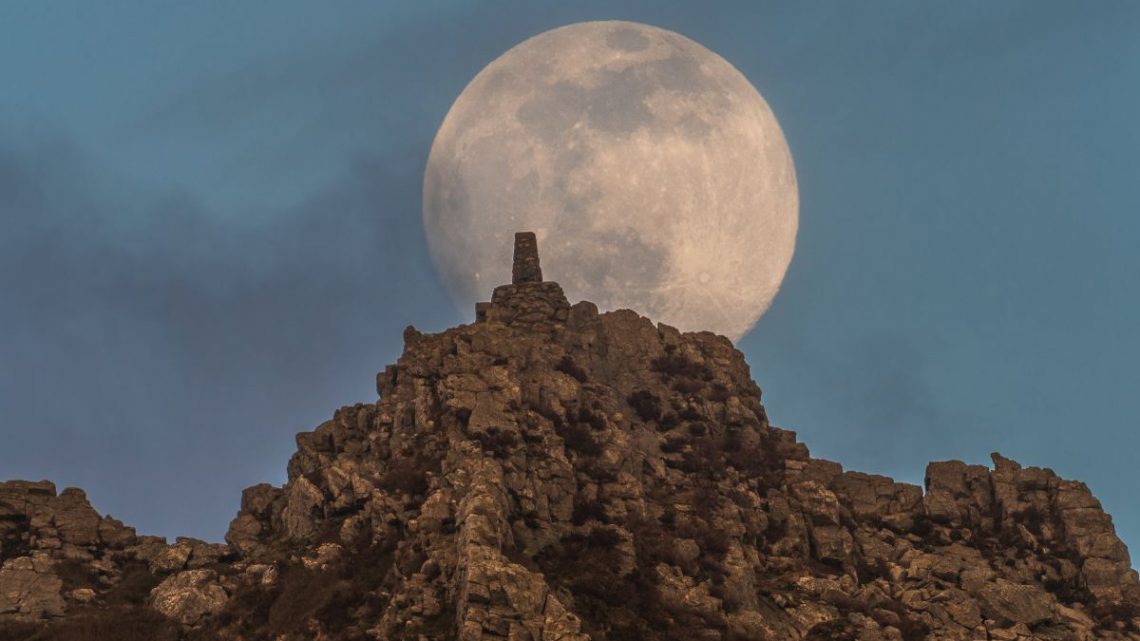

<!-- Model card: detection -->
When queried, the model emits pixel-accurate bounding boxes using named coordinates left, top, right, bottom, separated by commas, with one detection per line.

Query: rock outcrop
left=2, top=232, right=1138, bottom=640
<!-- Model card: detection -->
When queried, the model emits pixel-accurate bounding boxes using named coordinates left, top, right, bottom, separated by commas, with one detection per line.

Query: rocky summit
left=2, top=232, right=1139, bottom=641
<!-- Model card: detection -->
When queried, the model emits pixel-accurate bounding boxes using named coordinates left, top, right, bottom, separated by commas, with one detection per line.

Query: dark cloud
left=0, top=133, right=451, bottom=540
left=0, top=10, right=597, bottom=544
left=824, top=333, right=954, bottom=454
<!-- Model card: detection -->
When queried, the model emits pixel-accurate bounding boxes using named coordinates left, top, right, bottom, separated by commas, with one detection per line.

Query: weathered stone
left=282, top=475, right=325, bottom=541
left=148, top=542, right=192, bottom=573
left=673, top=538, right=701, bottom=564
left=52, top=488, right=103, bottom=546
left=0, top=556, right=64, bottom=621
left=924, top=460, right=994, bottom=528
left=149, top=568, right=229, bottom=625
left=180, top=538, right=233, bottom=569
left=832, top=471, right=923, bottom=532
left=793, top=480, right=841, bottom=526
left=976, top=579, right=1056, bottom=626
left=68, top=588, right=97, bottom=604
left=97, top=515, right=136, bottom=547
left=511, top=231, right=543, bottom=284
left=224, top=513, right=263, bottom=555
left=811, top=525, right=854, bottom=565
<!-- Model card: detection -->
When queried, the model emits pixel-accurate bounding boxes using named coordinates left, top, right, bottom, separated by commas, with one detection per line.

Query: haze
left=1, top=1, right=1138, bottom=560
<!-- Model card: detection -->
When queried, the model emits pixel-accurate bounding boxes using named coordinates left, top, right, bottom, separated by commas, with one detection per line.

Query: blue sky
left=2, top=1, right=1138, bottom=552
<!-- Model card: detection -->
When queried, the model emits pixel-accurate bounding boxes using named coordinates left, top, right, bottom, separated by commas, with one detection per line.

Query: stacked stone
left=511, top=231, right=543, bottom=284
left=476, top=231, right=571, bottom=326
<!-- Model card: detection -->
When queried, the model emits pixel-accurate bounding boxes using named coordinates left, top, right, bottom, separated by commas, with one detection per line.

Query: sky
left=1, top=1, right=1138, bottom=552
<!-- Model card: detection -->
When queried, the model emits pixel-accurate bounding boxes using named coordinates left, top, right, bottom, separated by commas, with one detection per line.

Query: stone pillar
left=512, top=231, right=543, bottom=284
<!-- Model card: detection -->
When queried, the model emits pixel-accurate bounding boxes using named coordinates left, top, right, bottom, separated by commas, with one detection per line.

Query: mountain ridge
left=2, top=232, right=1138, bottom=641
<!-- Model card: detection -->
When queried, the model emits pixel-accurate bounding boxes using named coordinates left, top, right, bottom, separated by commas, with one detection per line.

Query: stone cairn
left=474, top=231, right=570, bottom=326
left=511, top=231, right=543, bottom=284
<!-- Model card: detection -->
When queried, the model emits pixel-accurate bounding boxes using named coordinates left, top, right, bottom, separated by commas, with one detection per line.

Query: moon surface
left=423, top=21, right=797, bottom=341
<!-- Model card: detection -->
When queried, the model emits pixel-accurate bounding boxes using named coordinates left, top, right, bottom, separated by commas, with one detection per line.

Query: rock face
left=3, top=233, right=1140, bottom=640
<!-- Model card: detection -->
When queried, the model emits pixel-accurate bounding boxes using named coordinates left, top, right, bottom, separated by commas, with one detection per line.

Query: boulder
left=0, top=556, right=64, bottom=621
left=149, top=569, right=229, bottom=626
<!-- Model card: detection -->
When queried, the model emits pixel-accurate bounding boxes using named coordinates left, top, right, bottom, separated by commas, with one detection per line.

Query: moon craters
left=424, top=21, right=798, bottom=341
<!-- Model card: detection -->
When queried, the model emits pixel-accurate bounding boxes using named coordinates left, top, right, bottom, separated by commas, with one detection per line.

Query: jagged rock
left=0, top=479, right=222, bottom=632
left=97, top=515, right=137, bottom=548
left=68, top=588, right=96, bottom=604
left=149, top=541, right=193, bottom=573
left=149, top=569, right=229, bottom=625
left=832, top=471, right=923, bottom=532
left=282, top=475, right=325, bottom=542
left=3, top=232, right=1139, bottom=640
left=50, top=488, right=103, bottom=546
left=0, top=556, right=64, bottom=620
left=924, top=460, right=995, bottom=530
left=976, top=579, right=1056, bottom=626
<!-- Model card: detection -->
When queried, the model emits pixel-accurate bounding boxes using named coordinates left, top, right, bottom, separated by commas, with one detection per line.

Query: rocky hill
left=2, top=232, right=1138, bottom=641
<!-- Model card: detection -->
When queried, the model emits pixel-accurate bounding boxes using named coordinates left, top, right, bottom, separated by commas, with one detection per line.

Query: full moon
left=423, top=21, right=797, bottom=341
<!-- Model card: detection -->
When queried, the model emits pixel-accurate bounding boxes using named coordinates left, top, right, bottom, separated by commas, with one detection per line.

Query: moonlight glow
left=423, top=21, right=798, bottom=341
